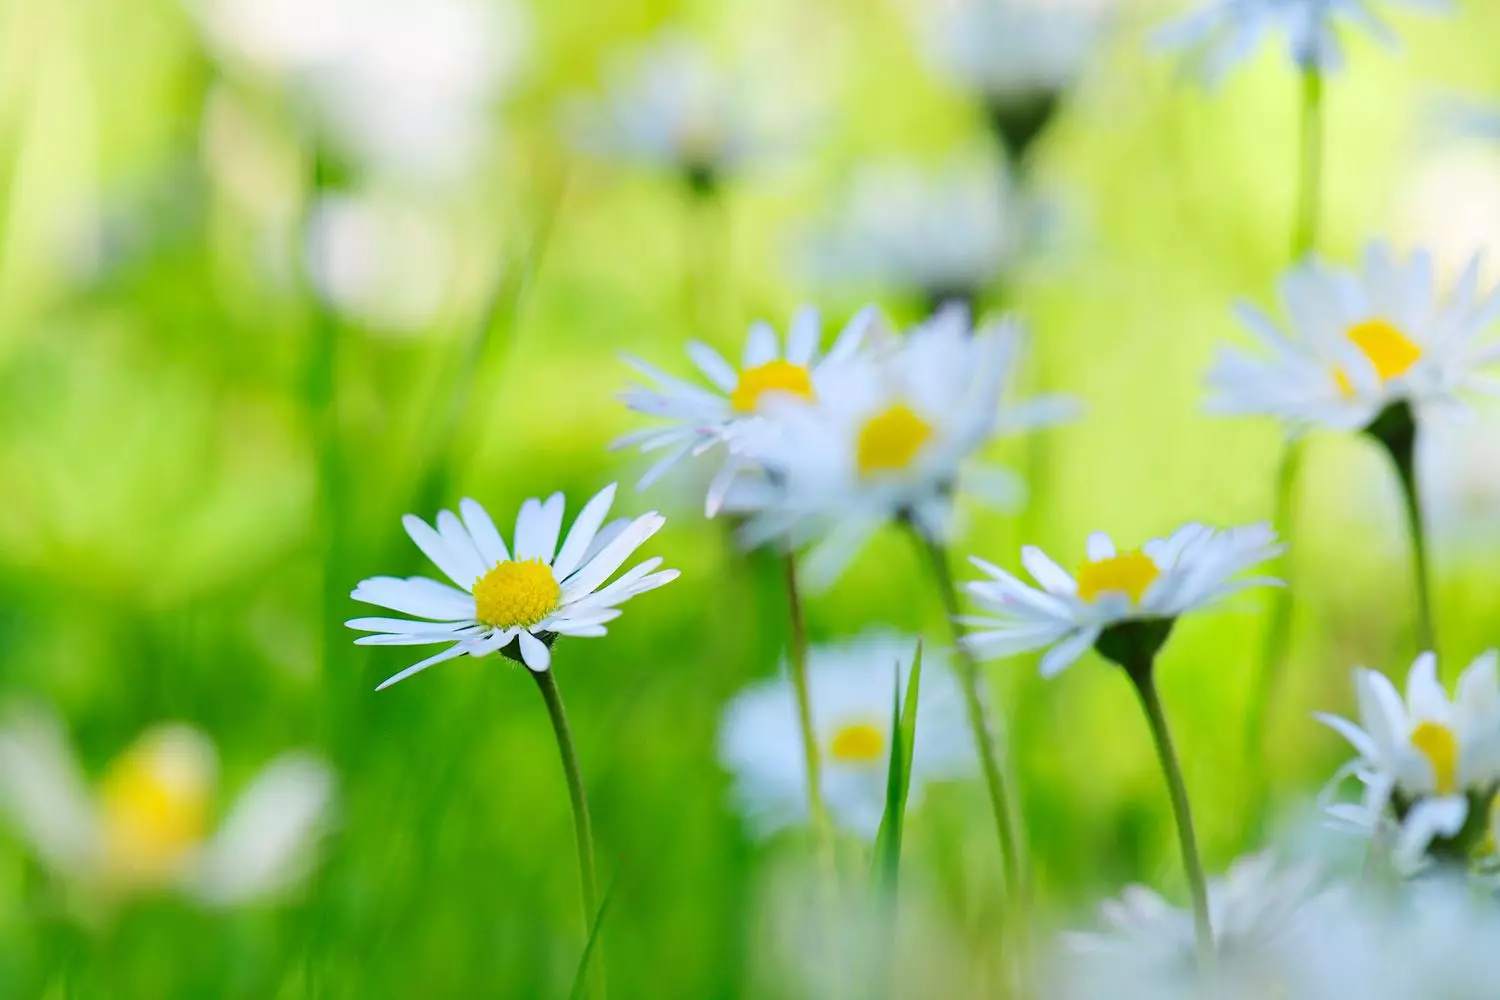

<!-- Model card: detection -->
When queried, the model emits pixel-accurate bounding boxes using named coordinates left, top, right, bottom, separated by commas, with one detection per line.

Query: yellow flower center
left=100, top=729, right=213, bottom=885
left=856, top=404, right=935, bottom=477
left=1075, top=551, right=1161, bottom=605
left=828, top=721, right=886, bottom=764
left=1333, top=319, right=1423, bottom=396
left=730, top=360, right=815, bottom=413
left=474, top=559, right=560, bottom=629
left=1411, top=720, right=1459, bottom=796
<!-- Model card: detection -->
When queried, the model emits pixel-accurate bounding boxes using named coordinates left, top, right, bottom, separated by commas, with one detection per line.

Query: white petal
left=1020, top=546, right=1078, bottom=595
left=560, top=513, right=666, bottom=602
left=349, top=576, right=475, bottom=620
left=402, top=515, right=480, bottom=591
left=518, top=631, right=552, bottom=672
left=375, top=644, right=470, bottom=691
left=459, top=499, right=510, bottom=566
left=516, top=493, right=566, bottom=564
left=1313, top=712, right=1378, bottom=761
left=0, top=708, right=99, bottom=878
left=1085, top=532, right=1116, bottom=561
left=1039, top=627, right=1100, bottom=678
left=786, top=306, right=820, bottom=364
left=553, top=484, right=619, bottom=580
left=743, top=321, right=778, bottom=367
left=687, top=341, right=739, bottom=393
left=434, top=510, right=488, bottom=584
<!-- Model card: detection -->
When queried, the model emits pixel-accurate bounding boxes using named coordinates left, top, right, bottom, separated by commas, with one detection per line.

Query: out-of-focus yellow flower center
left=856, top=404, right=934, bottom=477
left=829, top=722, right=886, bottom=764
left=474, top=559, right=560, bottom=629
left=1411, top=721, right=1459, bottom=796
left=100, top=730, right=213, bottom=885
left=1075, top=551, right=1161, bottom=605
left=730, top=360, right=815, bottom=413
left=1333, top=319, right=1423, bottom=396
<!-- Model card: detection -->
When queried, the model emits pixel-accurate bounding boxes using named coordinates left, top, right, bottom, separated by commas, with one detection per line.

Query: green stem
left=1127, top=667, right=1213, bottom=967
left=782, top=554, right=839, bottom=879
left=1390, top=443, right=1436, bottom=655
left=1292, top=67, right=1323, bottom=260
left=532, top=668, right=606, bottom=1000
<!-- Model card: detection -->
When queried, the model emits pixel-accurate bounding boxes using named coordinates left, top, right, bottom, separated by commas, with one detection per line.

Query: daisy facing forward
left=1317, top=651, right=1500, bottom=873
left=348, top=482, right=677, bottom=687
left=719, top=633, right=974, bottom=841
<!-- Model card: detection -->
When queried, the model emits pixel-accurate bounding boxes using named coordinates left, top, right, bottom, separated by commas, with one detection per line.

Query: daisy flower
left=1205, top=242, right=1500, bottom=434
left=722, top=307, right=1074, bottom=588
left=348, top=483, right=678, bottom=687
left=718, top=632, right=974, bottom=840
left=615, top=305, right=877, bottom=505
left=1316, top=651, right=1500, bottom=871
left=0, top=706, right=333, bottom=910
left=961, top=522, right=1282, bottom=676
left=1154, top=0, right=1450, bottom=84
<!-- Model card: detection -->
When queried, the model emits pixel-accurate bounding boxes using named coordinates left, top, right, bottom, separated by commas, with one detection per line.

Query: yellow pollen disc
left=856, top=404, right=935, bottom=477
left=729, top=359, right=815, bottom=413
left=100, top=728, right=214, bottom=885
left=1333, top=319, right=1422, bottom=395
left=829, top=722, right=886, bottom=764
left=1411, top=721, right=1459, bottom=796
left=473, top=558, right=560, bottom=629
left=1075, top=551, right=1162, bottom=605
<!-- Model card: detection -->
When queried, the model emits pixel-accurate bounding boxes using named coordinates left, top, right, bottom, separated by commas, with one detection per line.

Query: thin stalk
left=1128, top=668, right=1213, bottom=967
left=532, top=668, right=606, bottom=1000
left=1292, top=67, right=1323, bottom=260
left=782, top=553, right=839, bottom=881
left=1389, top=445, right=1436, bottom=654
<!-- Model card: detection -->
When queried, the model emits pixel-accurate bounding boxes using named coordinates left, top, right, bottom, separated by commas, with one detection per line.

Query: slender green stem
left=1292, top=67, right=1323, bottom=260
left=1128, top=668, right=1213, bottom=967
left=782, top=554, right=839, bottom=876
left=532, top=668, right=606, bottom=1000
left=1390, top=445, right=1436, bottom=654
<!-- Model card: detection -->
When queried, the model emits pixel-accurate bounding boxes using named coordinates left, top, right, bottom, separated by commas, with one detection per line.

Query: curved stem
left=1293, top=67, right=1324, bottom=260
left=782, top=554, right=839, bottom=878
left=1128, top=668, right=1213, bottom=967
left=532, top=668, right=607, bottom=1000
left=1392, top=446, right=1437, bottom=654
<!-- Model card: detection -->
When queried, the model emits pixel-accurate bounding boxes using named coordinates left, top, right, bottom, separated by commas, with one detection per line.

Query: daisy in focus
left=1316, top=651, right=1500, bottom=871
left=0, top=707, right=334, bottom=912
left=718, top=632, right=974, bottom=840
left=616, top=306, right=876, bottom=502
left=961, top=522, right=1282, bottom=676
left=348, top=483, right=677, bottom=687
left=1206, top=243, right=1500, bottom=434
left=722, top=307, right=1074, bottom=588
left=1155, top=0, right=1451, bottom=83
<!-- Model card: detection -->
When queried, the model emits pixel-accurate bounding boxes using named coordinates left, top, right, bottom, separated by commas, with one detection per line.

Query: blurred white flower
left=348, top=484, right=678, bottom=686
left=188, top=0, right=528, bottom=181
left=719, top=632, right=974, bottom=840
left=1055, top=852, right=1326, bottom=1000
left=1154, top=0, right=1450, bottom=83
left=1316, top=650, right=1500, bottom=872
left=799, top=154, right=1030, bottom=309
left=1205, top=242, right=1500, bottom=434
left=564, top=30, right=779, bottom=189
left=961, top=523, right=1282, bottom=676
left=0, top=707, right=333, bottom=909
left=615, top=306, right=877, bottom=505
left=722, top=308, right=1073, bottom=588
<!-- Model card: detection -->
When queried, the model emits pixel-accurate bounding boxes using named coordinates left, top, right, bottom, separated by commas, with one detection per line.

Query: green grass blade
left=872, top=640, right=923, bottom=892
left=567, top=868, right=619, bottom=1000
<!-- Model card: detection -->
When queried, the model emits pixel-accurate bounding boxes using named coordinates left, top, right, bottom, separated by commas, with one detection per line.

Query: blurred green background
left=2, top=0, right=1500, bottom=995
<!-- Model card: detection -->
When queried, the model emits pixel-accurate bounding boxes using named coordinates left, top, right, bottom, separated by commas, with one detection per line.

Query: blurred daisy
left=1316, top=650, right=1500, bottom=871
left=1206, top=243, right=1500, bottom=434
left=616, top=306, right=877, bottom=502
left=799, top=153, right=1030, bottom=312
left=962, top=522, right=1282, bottom=676
left=1154, top=0, right=1450, bottom=83
left=1056, top=853, right=1325, bottom=999
left=348, top=483, right=677, bottom=687
left=0, top=707, right=333, bottom=910
left=722, top=308, right=1074, bottom=588
left=719, top=632, right=974, bottom=840
left=919, top=0, right=1111, bottom=160
left=564, top=30, right=775, bottom=192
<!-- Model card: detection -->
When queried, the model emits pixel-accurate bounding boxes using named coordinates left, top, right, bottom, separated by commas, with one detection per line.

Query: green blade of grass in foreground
left=872, top=641, right=923, bottom=892
left=567, top=868, right=620, bottom=1000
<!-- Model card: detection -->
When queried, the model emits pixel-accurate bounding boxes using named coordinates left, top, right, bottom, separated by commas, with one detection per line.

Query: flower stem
left=782, top=553, right=839, bottom=877
left=1366, top=401, right=1436, bottom=654
left=532, top=668, right=607, bottom=1000
left=1293, top=67, right=1323, bottom=260
left=1127, top=666, right=1213, bottom=967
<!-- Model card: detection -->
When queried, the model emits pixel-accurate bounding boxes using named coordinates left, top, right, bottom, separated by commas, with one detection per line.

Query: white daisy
left=961, top=522, right=1282, bottom=677
left=1154, top=0, right=1450, bottom=84
left=0, top=706, right=334, bottom=910
left=347, top=483, right=678, bottom=687
left=1316, top=651, right=1500, bottom=871
left=721, top=307, right=1074, bottom=588
left=718, top=632, right=975, bottom=840
left=1056, top=852, right=1326, bottom=1000
left=1205, top=242, right=1500, bottom=434
left=615, top=305, right=877, bottom=505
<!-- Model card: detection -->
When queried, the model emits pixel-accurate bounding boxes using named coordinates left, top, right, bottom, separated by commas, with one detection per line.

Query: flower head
left=723, top=308, right=1074, bottom=588
left=962, top=522, right=1282, bottom=676
left=1154, top=0, right=1450, bottom=84
left=348, top=483, right=678, bottom=687
left=718, top=633, right=974, bottom=840
left=1316, top=651, right=1500, bottom=872
left=1206, top=243, right=1500, bottom=434
left=0, top=707, right=333, bottom=911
